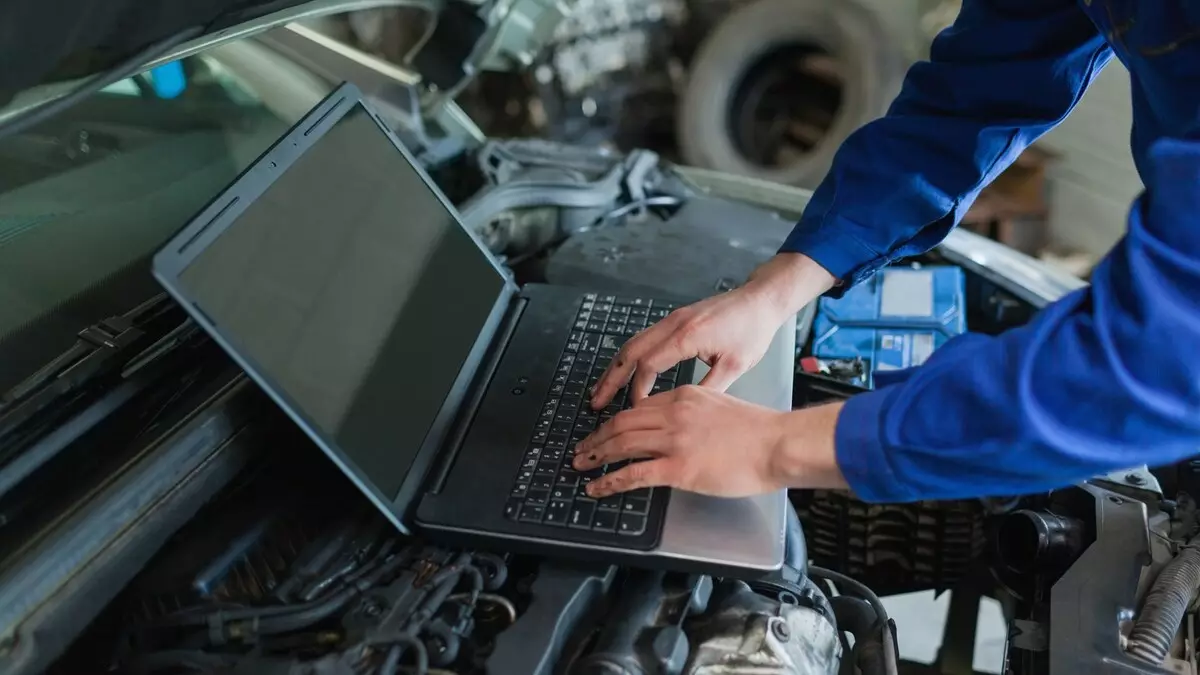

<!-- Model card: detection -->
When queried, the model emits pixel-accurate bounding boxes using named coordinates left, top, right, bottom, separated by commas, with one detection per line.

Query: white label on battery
left=911, top=333, right=935, bottom=366
left=879, top=269, right=934, bottom=318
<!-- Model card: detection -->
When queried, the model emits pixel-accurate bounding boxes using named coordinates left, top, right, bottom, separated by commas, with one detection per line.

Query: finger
left=590, top=328, right=666, bottom=409
left=586, top=459, right=674, bottom=498
left=629, top=345, right=687, bottom=402
left=575, top=408, right=663, bottom=456
left=697, top=355, right=746, bottom=392
left=632, top=387, right=683, bottom=408
left=574, top=430, right=668, bottom=471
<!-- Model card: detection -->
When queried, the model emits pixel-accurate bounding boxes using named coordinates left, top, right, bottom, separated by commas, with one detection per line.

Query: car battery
left=811, top=266, right=966, bottom=388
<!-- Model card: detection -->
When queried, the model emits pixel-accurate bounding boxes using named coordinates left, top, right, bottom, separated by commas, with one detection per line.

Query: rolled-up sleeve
left=837, top=138, right=1200, bottom=502
left=780, top=0, right=1113, bottom=290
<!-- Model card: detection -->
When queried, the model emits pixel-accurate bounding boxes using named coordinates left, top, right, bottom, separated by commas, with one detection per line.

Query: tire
left=678, top=0, right=906, bottom=188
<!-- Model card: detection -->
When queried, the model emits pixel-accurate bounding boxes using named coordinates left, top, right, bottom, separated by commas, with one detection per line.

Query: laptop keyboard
left=504, top=293, right=682, bottom=536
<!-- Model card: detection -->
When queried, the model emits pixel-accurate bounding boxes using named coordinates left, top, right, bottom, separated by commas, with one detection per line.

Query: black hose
left=784, top=503, right=808, bottom=576
left=1128, top=545, right=1200, bottom=664
left=807, top=566, right=889, bottom=631
left=155, top=541, right=404, bottom=628
left=831, top=596, right=893, bottom=675
left=378, top=634, right=429, bottom=675
left=472, top=552, right=508, bottom=590
left=253, top=553, right=409, bottom=636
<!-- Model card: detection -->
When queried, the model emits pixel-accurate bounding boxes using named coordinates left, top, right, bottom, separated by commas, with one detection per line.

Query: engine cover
left=545, top=195, right=795, bottom=300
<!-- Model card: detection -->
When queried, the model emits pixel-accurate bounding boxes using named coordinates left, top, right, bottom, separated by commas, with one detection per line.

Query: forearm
left=769, top=401, right=849, bottom=492
left=834, top=139, right=1200, bottom=502
left=781, top=0, right=1111, bottom=290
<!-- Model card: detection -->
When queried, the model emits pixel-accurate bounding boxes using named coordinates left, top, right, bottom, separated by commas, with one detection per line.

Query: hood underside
left=0, top=0, right=324, bottom=104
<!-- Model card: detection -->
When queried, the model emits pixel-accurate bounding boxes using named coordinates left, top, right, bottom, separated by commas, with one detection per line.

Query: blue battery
left=812, top=265, right=967, bottom=387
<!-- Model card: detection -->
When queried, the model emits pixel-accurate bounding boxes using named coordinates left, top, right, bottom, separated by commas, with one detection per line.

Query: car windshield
left=0, top=32, right=335, bottom=391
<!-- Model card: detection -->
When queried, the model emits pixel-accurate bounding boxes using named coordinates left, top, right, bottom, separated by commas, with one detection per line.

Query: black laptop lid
left=159, top=90, right=510, bottom=522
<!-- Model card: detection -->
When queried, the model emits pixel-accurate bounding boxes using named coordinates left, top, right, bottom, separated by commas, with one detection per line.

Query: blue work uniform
left=780, top=0, right=1200, bottom=502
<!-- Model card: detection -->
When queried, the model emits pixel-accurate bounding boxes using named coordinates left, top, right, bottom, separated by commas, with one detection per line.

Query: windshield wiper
left=0, top=295, right=182, bottom=439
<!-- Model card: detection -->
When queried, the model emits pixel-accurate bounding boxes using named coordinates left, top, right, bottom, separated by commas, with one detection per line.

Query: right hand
left=590, top=253, right=836, bottom=408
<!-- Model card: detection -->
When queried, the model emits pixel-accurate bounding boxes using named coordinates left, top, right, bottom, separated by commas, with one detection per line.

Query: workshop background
left=303, top=0, right=1142, bottom=670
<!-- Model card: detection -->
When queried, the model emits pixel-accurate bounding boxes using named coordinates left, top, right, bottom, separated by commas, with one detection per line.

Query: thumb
left=697, top=355, right=746, bottom=392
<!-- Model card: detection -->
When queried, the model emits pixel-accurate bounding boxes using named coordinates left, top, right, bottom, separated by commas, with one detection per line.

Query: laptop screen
left=177, top=103, right=507, bottom=499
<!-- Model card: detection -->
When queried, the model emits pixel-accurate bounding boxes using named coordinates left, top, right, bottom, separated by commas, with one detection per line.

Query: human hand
left=589, top=253, right=835, bottom=408
left=574, top=386, right=787, bottom=498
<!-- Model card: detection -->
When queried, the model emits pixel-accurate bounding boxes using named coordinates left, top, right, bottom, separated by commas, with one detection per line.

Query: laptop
left=152, top=83, right=794, bottom=576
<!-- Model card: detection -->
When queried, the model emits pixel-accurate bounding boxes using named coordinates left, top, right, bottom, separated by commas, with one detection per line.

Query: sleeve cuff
left=834, top=387, right=914, bottom=503
left=778, top=212, right=884, bottom=286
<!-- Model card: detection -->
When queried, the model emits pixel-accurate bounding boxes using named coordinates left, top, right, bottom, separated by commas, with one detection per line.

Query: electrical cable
left=0, top=26, right=204, bottom=142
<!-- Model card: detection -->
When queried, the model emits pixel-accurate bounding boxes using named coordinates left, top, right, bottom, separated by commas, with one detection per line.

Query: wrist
left=743, top=253, right=837, bottom=319
left=768, top=402, right=849, bottom=491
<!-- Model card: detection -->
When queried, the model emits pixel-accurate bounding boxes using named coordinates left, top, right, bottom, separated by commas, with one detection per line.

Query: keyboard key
left=519, top=505, right=545, bottom=523
left=592, top=509, right=618, bottom=531
left=550, top=486, right=572, bottom=501
left=536, top=460, right=559, bottom=475
left=516, top=469, right=535, bottom=483
left=569, top=501, right=596, bottom=529
left=545, top=500, right=570, bottom=525
left=531, top=476, right=553, bottom=490
left=574, top=483, right=595, bottom=500
left=510, top=483, right=530, bottom=498
left=618, top=513, right=647, bottom=535
left=546, top=435, right=567, bottom=449
left=526, top=490, right=549, bottom=506
left=504, top=499, right=523, bottom=520
left=623, top=497, right=650, bottom=515
left=597, top=496, right=622, bottom=511
left=557, top=470, right=581, bottom=487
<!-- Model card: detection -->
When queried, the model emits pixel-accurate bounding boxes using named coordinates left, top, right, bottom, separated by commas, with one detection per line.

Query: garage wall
left=1038, top=63, right=1142, bottom=258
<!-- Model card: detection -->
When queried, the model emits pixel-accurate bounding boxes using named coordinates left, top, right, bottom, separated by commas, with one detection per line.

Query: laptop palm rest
left=652, top=315, right=795, bottom=571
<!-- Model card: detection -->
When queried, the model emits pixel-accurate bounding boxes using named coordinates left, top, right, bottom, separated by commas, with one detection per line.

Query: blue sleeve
left=836, top=138, right=1200, bottom=503
left=780, top=0, right=1113, bottom=290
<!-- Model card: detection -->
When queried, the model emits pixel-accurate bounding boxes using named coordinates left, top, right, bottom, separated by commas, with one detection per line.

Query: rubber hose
left=1128, top=545, right=1200, bottom=664
left=472, top=552, right=508, bottom=590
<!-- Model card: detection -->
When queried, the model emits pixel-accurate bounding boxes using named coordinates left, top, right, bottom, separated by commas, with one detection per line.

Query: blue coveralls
left=779, top=0, right=1200, bottom=501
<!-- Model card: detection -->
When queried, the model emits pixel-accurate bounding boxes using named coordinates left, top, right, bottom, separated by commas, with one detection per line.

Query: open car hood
left=0, top=0, right=572, bottom=107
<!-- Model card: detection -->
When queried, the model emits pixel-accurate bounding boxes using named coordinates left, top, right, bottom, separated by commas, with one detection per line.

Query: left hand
left=572, top=385, right=790, bottom=498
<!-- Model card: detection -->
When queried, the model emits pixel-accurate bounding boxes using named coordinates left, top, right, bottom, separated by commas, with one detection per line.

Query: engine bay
left=0, top=122, right=1194, bottom=675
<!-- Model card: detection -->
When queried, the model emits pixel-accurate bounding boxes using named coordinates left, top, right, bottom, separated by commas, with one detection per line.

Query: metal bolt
left=771, top=619, right=791, bottom=642
left=1125, top=472, right=1145, bottom=485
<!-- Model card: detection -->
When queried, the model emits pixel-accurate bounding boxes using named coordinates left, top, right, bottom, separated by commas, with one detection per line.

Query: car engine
left=55, top=459, right=849, bottom=675
left=5, top=84, right=1199, bottom=675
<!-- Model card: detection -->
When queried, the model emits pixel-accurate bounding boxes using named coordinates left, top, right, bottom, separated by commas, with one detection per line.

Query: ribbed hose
left=1128, top=545, right=1200, bottom=663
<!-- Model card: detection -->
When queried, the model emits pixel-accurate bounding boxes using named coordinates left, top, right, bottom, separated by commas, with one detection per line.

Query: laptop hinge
left=425, top=296, right=528, bottom=495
